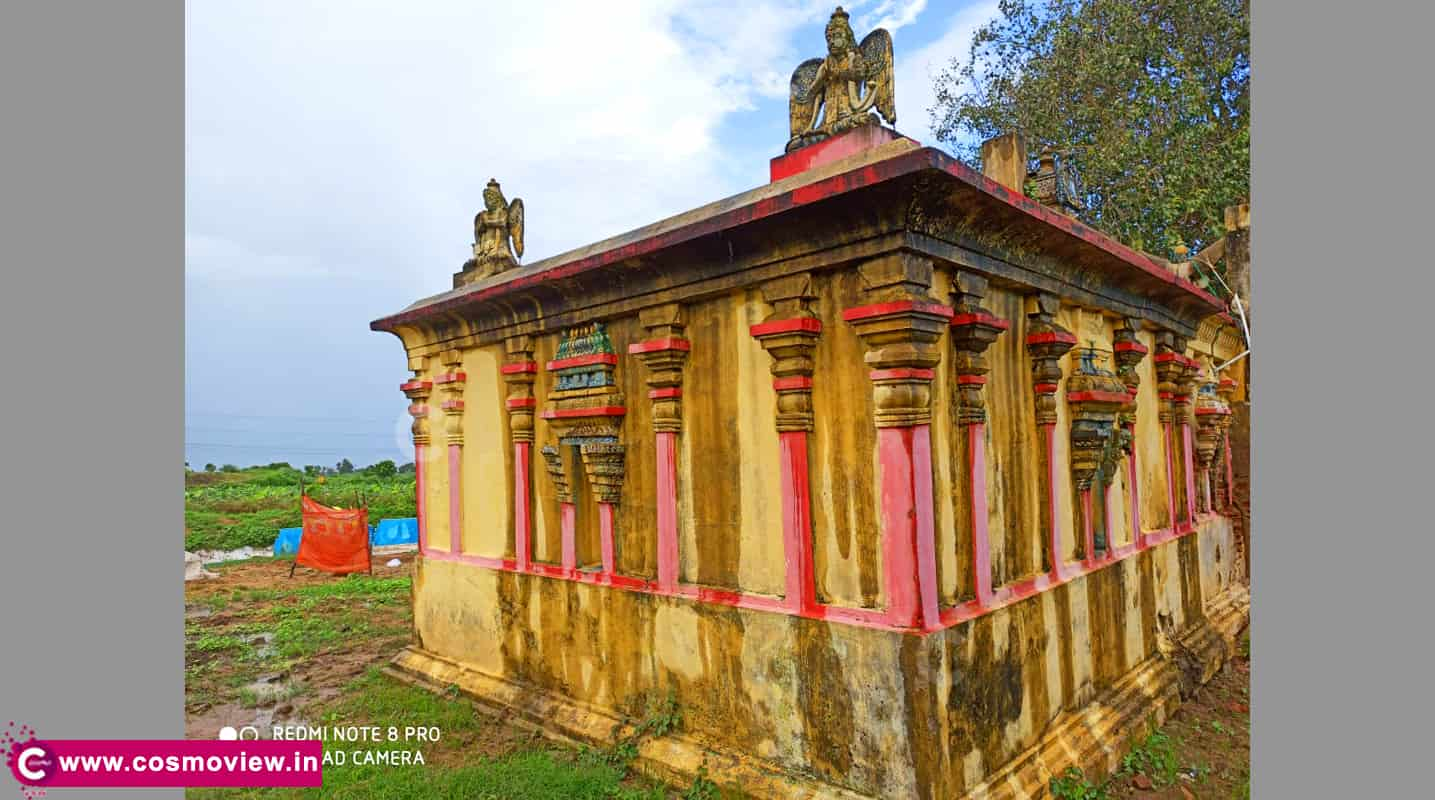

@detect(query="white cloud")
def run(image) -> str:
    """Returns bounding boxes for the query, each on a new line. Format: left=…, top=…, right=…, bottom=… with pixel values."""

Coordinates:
left=185, top=0, right=847, bottom=295
left=856, top=0, right=930, bottom=33
left=893, top=0, right=999, bottom=146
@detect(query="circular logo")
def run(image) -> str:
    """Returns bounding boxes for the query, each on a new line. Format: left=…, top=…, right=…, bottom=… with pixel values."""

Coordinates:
left=11, top=741, right=57, bottom=786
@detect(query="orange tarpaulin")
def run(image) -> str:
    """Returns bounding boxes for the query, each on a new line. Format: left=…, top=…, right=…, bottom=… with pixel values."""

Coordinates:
left=295, top=496, right=370, bottom=575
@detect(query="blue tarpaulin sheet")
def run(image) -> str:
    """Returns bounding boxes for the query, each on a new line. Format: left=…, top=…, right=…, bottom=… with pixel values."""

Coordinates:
left=273, top=518, right=418, bottom=555
left=273, top=527, right=304, bottom=556
left=373, top=517, right=419, bottom=546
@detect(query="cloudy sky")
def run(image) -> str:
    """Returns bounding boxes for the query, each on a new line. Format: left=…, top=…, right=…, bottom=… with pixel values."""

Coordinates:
left=185, top=0, right=999, bottom=469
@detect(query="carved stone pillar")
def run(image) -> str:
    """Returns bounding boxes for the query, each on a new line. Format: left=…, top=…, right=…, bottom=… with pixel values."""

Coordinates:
left=435, top=349, right=467, bottom=553
left=628, top=303, right=690, bottom=590
left=1195, top=362, right=1232, bottom=514
left=581, top=442, right=626, bottom=575
left=948, top=271, right=1009, bottom=606
left=542, top=322, right=627, bottom=574
left=1113, top=318, right=1148, bottom=545
left=401, top=356, right=433, bottom=552
left=503, top=336, right=537, bottom=569
left=1153, top=332, right=1189, bottom=529
left=540, top=445, right=576, bottom=568
left=1066, top=347, right=1128, bottom=563
left=752, top=274, right=821, bottom=613
left=842, top=252, right=951, bottom=630
left=1025, top=293, right=1076, bottom=579
left=1176, top=350, right=1201, bottom=525
left=1217, top=375, right=1239, bottom=510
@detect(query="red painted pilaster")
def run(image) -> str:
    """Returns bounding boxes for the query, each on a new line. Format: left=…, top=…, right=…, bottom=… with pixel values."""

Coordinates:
left=448, top=444, right=462, bottom=553
left=656, top=431, right=679, bottom=591
left=1081, top=489, right=1095, bottom=568
left=878, top=425, right=940, bottom=629
left=1129, top=424, right=1143, bottom=548
left=778, top=431, right=816, bottom=613
left=1163, top=422, right=1177, bottom=531
left=1045, top=424, right=1073, bottom=581
left=1224, top=434, right=1236, bottom=510
left=1183, top=424, right=1198, bottom=525
left=752, top=274, right=823, bottom=614
left=414, top=444, right=427, bottom=553
left=968, top=423, right=994, bottom=606
left=560, top=503, right=576, bottom=570
left=514, top=441, right=532, bottom=570
left=599, top=502, right=616, bottom=575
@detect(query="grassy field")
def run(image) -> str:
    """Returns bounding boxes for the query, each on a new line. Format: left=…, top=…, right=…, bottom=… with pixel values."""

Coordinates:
left=185, top=465, right=416, bottom=552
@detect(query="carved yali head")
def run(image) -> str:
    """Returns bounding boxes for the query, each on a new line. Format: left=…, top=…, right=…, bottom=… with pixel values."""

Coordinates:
left=825, top=6, right=856, bottom=53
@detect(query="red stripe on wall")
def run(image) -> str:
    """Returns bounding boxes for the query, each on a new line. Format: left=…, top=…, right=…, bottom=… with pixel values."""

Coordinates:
left=1066, top=390, right=1129, bottom=404
left=1026, top=331, right=1078, bottom=345
left=750, top=317, right=822, bottom=337
left=950, top=312, right=1010, bottom=329
left=627, top=338, right=692, bottom=354
left=842, top=300, right=954, bottom=322
left=772, top=376, right=814, bottom=391
left=869, top=368, right=935, bottom=381
left=506, top=397, right=537, bottom=410
left=500, top=362, right=538, bottom=374
left=540, top=406, right=627, bottom=419
left=546, top=353, right=619, bottom=371
left=648, top=388, right=683, bottom=399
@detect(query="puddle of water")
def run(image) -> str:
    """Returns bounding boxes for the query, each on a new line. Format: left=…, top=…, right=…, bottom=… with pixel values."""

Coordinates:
left=248, top=632, right=277, bottom=660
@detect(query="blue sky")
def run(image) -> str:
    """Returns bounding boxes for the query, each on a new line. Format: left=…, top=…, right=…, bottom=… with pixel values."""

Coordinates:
left=185, top=0, right=999, bottom=469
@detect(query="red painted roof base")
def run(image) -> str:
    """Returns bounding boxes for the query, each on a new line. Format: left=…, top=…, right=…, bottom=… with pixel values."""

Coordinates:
left=770, top=124, right=917, bottom=182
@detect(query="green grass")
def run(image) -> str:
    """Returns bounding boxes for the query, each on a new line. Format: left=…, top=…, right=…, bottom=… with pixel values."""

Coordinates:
left=185, top=466, right=416, bottom=551
left=1119, top=729, right=1180, bottom=787
left=186, top=670, right=678, bottom=800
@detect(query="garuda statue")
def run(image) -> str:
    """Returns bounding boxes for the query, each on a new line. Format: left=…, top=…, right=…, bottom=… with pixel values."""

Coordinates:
left=786, top=6, right=896, bottom=153
left=456, top=178, right=524, bottom=287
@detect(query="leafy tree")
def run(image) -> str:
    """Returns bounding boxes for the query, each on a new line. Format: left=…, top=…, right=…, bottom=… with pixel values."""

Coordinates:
left=303, top=465, right=322, bottom=477
left=204, top=463, right=216, bottom=473
left=336, top=458, right=355, bottom=475
left=930, top=0, right=1249, bottom=254
left=220, top=464, right=239, bottom=473
left=397, top=462, right=416, bottom=475
left=365, top=459, right=397, bottom=478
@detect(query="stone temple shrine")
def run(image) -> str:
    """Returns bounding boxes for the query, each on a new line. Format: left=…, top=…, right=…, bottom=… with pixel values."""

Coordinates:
left=371, top=7, right=1250, bottom=798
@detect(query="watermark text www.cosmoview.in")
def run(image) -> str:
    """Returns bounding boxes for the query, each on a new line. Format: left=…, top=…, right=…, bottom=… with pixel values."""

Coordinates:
left=7, top=738, right=322, bottom=791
